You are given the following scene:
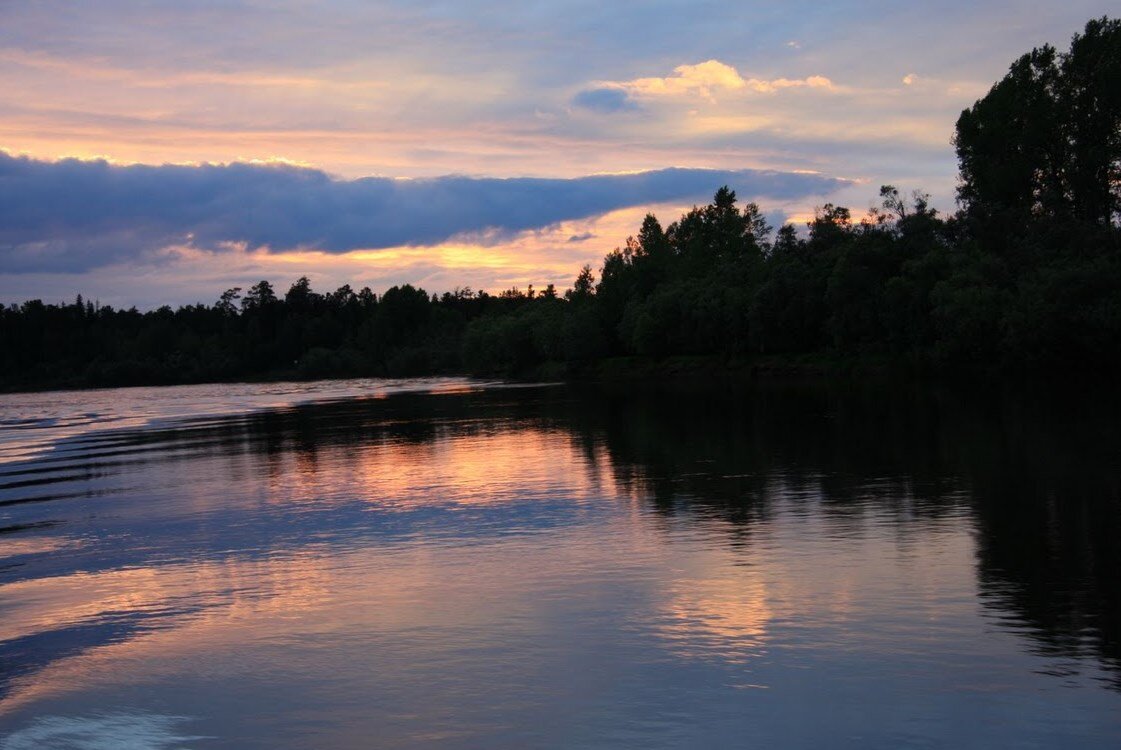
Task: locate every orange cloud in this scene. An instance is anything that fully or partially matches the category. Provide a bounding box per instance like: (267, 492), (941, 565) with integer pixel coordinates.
(596, 60), (835, 103)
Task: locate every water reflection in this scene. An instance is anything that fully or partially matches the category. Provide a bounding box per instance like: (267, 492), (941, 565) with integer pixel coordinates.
(655, 567), (771, 665)
(0, 378), (1118, 747)
(566, 380), (1121, 688)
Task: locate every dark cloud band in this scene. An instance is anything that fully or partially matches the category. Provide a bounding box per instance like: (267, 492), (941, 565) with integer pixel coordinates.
(0, 151), (847, 272)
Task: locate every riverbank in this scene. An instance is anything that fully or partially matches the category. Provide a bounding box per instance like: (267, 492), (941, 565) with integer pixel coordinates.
(5, 350), (1089, 396)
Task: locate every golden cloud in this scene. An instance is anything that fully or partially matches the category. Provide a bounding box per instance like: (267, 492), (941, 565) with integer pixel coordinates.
(598, 59), (835, 103)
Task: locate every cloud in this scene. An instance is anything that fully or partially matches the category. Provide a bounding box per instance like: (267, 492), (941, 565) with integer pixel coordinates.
(0, 204), (679, 307)
(0, 151), (848, 273)
(572, 87), (639, 113)
(747, 75), (835, 93)
(628, 60), (748, 98)
(585, 60), (836, 106)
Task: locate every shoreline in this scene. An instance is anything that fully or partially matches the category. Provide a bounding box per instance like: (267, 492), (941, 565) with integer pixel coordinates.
(2, 352), (1108, 396)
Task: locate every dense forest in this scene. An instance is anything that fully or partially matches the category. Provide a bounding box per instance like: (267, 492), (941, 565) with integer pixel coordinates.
(2, 18), (1119, 390)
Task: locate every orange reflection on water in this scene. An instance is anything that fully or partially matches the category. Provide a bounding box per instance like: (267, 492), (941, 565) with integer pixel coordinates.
(654, 563), (772, 665)
(0, 536), (78, 561)
(0, 423), (628, 714)
(0, 522), (652, 716)
(251, 426), (615, 510)
(0, 552), (335, 647)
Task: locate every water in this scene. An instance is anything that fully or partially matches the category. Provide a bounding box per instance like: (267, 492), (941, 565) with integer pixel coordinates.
(0, 377), (1118, 748)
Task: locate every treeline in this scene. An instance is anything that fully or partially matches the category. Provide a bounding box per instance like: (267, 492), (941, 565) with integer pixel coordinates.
(0, 281), (529, 388)
(463, 187), (1119, 376)
(1, 18), (1119, 390)
(464, 17), (1121, 378)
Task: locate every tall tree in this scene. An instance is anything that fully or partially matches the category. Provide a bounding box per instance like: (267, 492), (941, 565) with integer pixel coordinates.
(1061, 17), (1121, 227)
(955, 17), (1121, 233)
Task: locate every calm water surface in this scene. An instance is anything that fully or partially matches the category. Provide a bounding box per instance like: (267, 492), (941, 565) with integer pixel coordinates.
(0, 377), (1118, 748)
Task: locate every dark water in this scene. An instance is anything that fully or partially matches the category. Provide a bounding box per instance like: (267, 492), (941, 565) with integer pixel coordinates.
(0, 377), (1118, 749)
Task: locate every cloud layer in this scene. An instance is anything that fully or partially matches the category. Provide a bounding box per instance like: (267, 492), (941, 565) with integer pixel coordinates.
(0, 152), (846, 273)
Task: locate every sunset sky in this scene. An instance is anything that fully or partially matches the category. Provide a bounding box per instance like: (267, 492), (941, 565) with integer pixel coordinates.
(1, 1), (1115, 309)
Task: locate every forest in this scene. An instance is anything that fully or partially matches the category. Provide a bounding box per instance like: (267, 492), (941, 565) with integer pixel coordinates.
(2, 18), (1119, 390)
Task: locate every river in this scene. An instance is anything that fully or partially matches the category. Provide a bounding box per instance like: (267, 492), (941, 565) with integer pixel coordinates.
(0, 377), (1118, 748)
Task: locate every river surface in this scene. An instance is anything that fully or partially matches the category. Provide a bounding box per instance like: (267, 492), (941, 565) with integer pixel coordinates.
(0, 377), (1118, 749)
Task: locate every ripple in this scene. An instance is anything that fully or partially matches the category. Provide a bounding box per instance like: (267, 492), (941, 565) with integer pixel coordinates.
(0, 712), (206, 750)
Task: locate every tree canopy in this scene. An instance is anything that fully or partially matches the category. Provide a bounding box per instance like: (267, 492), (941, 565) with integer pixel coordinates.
(955, 17), (1121, 232)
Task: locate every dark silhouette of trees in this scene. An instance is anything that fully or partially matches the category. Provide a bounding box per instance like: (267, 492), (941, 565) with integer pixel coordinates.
(1063, 18), (1121, 228)
(955, 17), (1121, 234)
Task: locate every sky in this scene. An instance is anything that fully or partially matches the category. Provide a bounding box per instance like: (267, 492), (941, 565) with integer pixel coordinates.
(1, 0), (1116, 309)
